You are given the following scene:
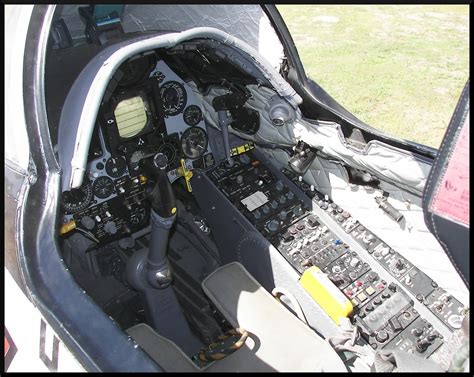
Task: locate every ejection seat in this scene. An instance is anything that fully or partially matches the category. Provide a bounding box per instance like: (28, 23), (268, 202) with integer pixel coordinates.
(127, 262), (347, 372)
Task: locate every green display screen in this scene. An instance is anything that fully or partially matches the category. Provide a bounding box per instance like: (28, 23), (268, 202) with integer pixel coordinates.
(114, 96), (147, 138)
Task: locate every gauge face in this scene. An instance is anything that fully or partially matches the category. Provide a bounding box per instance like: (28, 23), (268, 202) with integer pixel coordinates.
(160, 81), (187, 116)
(183, 105), (202, 126)
(129, 149), (147, 172)
(180, 127), (208, 159)
(105, 156), (127, 178)
(157, 141), (179, 167)
(61, 181), (93, 214)
(93, 176), (115, 199)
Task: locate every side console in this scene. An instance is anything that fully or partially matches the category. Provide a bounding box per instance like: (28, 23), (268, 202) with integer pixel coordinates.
(196, 150), (468, 362)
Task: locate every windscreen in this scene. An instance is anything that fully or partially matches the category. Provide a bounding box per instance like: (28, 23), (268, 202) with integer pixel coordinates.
(53, 4), (284, 71)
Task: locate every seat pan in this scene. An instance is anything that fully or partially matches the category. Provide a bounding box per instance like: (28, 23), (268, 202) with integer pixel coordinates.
(202, 262), (347, 372)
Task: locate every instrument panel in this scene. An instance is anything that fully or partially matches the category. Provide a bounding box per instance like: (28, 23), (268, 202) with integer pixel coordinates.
(60, 57), (215, 247)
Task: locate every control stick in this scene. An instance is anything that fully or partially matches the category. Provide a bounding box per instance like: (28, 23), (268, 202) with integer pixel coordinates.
(140, 153), (177, 288)
(126, 153), (201, 354)
(212, 91), (248, 167)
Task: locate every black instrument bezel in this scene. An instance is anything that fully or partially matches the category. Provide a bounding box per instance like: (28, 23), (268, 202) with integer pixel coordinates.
(100, 78), (166, 157)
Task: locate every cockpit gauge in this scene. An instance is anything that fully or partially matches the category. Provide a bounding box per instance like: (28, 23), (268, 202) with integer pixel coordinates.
(160, 81), (187, 116)
(105, 156), (127, 178)
(157, 140), (179, 167)
(183, 105), (202, 126)
(61, 181), (93, 214)
(129, 150), (147, 172)
(180, 127), (208, 159)
(93, 176), (115, 199)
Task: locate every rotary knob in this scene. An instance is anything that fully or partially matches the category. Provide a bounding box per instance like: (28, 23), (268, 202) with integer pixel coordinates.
(253, 210), (261, 220)
(412, 328), (423, 337)
(282, 234), (295, 245)
(416, 339), (430, 353)
(375, 330), (389, 343)
(279, 195), (287, 204)
(286, 191), (295, 200)
(279, 211), (287, 220)
(262, 205), (270, 214)
(267, 220), (279, 232)
(236, 175), (243, 184)
(104, 221), (117, 235)
(293, 206), (304, 216)
(307, 216), (319, 228)
(276, 180), (284, 191)
(271, 200), (278, 209)
(81, 215), (95, 230)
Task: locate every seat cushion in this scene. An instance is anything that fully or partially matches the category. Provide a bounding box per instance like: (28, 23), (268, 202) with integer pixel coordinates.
(201, 262), (347, 372)
(127, 323), (201, 372)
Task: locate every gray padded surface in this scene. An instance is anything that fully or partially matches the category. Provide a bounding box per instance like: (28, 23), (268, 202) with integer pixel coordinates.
(127, 324), (200, 372)
(201, 262), (347, 372)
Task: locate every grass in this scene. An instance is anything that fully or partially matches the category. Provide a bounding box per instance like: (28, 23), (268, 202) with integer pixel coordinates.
(277, 5), (469, 149)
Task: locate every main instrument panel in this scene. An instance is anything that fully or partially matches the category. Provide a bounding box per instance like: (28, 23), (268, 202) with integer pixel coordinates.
(60, 57), (215, 247)
(205, 151), (468, 360)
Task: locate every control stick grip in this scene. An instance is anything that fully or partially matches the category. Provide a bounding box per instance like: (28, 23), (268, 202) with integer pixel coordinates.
(142, 153), (177, 218)
(375, 196), (404, 222)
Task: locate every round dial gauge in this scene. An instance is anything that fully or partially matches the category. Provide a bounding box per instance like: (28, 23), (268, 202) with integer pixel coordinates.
(160, 81), (187, 116)
(183, 105), (202, 126)
(105, 156), (127, 178)
(129, 150), (146, 172)
(61, 181), (93, 214)
(157, 141), (179, 167)
(180, 127), (208, 159)
(93, 176), (115, 199)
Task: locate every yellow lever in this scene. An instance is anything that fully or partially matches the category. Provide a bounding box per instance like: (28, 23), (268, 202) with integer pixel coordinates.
(59, 220), (76, 235)
(177, 159), (193, 193)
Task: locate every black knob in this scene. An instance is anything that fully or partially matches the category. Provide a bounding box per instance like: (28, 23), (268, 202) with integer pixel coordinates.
(267, 220), (279, 232)
(416, 339), (430, 353)
(374, 298), (382, 306)
(388, 283), (397, 292)
(412, 328), (423, 337)
(282, 235), (295, 244)
(307, 216), (319, 228)
(365, 305), (374, 312)
(395, 259), (405, 269)
(382, 292), (391, 299)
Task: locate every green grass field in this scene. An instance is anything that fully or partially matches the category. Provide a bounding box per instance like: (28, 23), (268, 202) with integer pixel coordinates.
(277, 5), (469, 149)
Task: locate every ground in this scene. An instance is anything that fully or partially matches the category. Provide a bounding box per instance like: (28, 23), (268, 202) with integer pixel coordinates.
(277, 5), (469, 149)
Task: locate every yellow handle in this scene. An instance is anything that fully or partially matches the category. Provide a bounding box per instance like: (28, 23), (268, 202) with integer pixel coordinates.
(178, 159), (193, 193)
(59, 220), (76, 235)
